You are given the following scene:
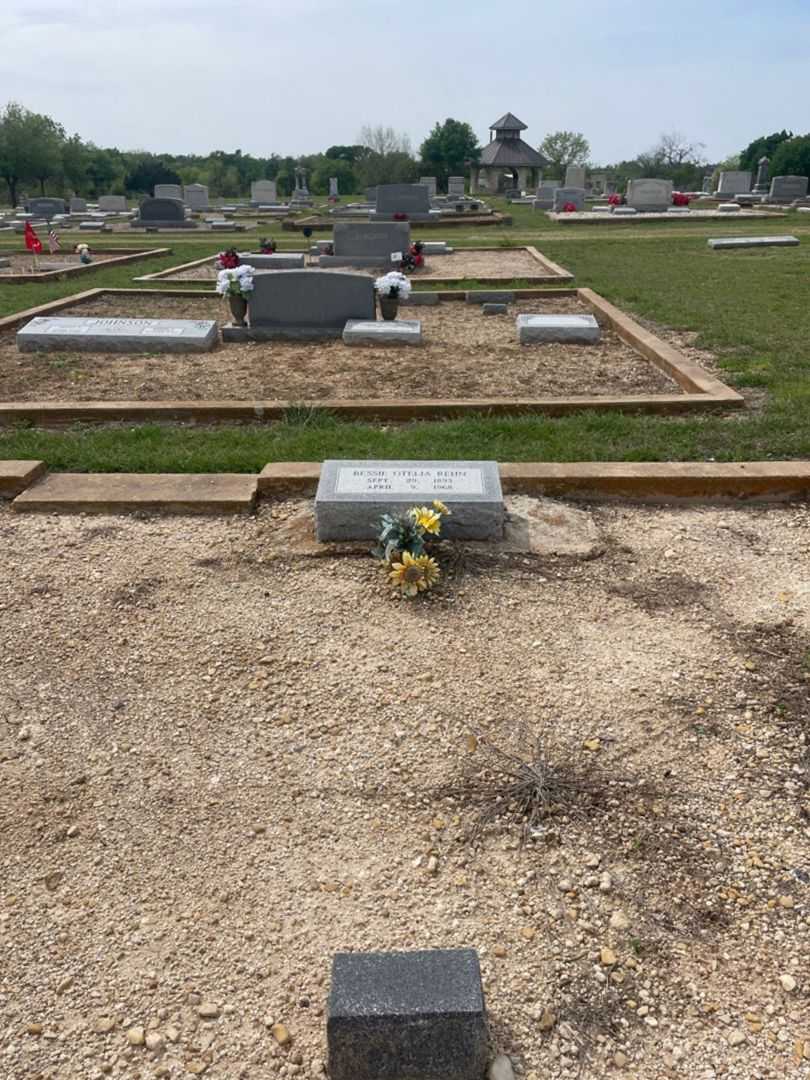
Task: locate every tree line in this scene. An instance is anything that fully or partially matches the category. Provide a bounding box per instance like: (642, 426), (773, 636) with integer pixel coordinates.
(1, 101), (808, 206)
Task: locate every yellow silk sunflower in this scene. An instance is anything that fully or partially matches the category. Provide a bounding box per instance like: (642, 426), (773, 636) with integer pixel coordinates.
(388, 551), (428, 597)
(432, 499), (450, 516)
(413, 554), (440, 589)
(410, 506), (441, 535)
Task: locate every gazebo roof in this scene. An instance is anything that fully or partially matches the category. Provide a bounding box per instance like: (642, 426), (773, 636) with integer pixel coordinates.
(490, 112), (527, 132)
(479, 138), (547, 168)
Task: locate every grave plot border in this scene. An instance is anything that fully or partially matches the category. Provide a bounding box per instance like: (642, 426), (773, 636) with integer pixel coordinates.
(4, 460), (809, 511)
(0, 286), (743, 426)
(133, 246), (573, 285)
(0, 248), (171, 284)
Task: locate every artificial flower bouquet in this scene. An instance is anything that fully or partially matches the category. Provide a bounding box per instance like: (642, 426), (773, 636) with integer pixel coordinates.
(374, 271), (412, 300)
(215, 264), (255, 298)
(374, 501), (450, 598)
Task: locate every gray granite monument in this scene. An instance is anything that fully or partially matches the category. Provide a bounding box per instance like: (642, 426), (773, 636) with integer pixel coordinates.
(552, 187), (586, 212)
(626, 178), (673, 212)
(222, 270), (375, 341)
(98, 195), (128, 212)
(154, 183), (183, 201)
(27, 197), (66, 219)
(184, 183), (209, 210)
(327, 949), (488, 1080)
(752, 156), (770, 195)
(715, 171), (751, 198)
(315, 460), (504, 542)
(447, 176), (466, 196)
(768, 175), (809, 203)
(133, 197), (197, 228)
(319, 221), (411, 268)
(375, 184), (431, 219)
(69, 197), (88, 213)
(251, 179), (278, 205)
(564, 164), (587, 189)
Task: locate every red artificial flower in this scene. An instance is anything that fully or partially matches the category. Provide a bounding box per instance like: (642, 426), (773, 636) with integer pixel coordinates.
(393, 212), (409, 221)
(607, 193), (622, 206)
(672, 191), (691, 206)
(562, 202), (577, 213)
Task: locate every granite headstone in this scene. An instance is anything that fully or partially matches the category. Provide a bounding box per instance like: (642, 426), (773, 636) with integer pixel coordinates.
(184, 183), (209, 210)
(17, 316), (218, 353)
(98, 195), (128, 212)
(375, 184), (431, 217)
(552, 187), (586, 212)
(768, 175), (808, 203)
(716, 171), (751, 197)
(626, 178), (673, 212)
(315, 459), (504, 542)
(154, 183), (183, 201)
(251, 179), (278, 204)
(223, 270), (375, 340)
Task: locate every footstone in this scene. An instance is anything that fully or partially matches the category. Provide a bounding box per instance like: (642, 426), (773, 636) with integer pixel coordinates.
(315, 460), (504, 542)
(466, 290), (514, 304)
(717, 203), (740, 212)
(612, 206), (637, 215)
(211, 221), (246, 231)
(327, 949), (488, 1080)
(79, 221), (107, 230)
(420, 241), (451, 254)
(343, 319), (422, 346)
(482, 303), (508, 315)
(708, 235), (799, 250)
(17, 316), (218, 354)
(237, 253), (305, 269)
(517, 313), (601, 344)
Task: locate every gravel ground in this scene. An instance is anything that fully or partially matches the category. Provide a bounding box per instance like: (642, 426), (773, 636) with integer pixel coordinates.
(0, 499), (808, 1079)
(1, 295), (677, 402)
(162, 249), (561, 283)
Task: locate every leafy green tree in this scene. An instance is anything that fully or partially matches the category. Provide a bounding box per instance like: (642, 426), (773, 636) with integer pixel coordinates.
(310, 157), (356, 195)
(0, 102), (65, 204)
(355, 151), (417, 188)
(739, 131), (793, 173)
(326, 145), (367, 163)
(124, 155), (182, 195)
(770, 135), (810, 181)
(538, 131), (590, 179)
(419, 118), (479, 185)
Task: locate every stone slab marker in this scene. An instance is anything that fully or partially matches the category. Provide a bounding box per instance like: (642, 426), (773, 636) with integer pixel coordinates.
(342, 319), (423, 346)
(708, 235), (799, 250)
(315, 459), (504, 542)
(626, 178), (673, 212)
(17, 316), (218, 354)
(517, 314), (601, 344)
(327, 949), (488, 1080)
(223, 270), (375, 340)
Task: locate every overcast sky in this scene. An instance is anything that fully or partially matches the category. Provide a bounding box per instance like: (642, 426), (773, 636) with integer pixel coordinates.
(5, 0), (808, 165)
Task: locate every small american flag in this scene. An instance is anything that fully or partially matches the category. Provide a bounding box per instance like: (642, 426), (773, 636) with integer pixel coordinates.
(48, 229), (60, 254)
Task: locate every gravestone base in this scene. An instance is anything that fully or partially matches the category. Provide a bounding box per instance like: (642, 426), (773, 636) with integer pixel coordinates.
(315, 459), (504, 542)
(401, 292), (440, 307)
(319, 254), (403, 268)
(237, 253), (306, 269)
(517, 313), (601, 344)
(222, 324), (345, 342)
(327, 949), (488, 1080)
(717, 203), (741, 212)
(466, 290), (514, 304)
(343, 319), (423, 346)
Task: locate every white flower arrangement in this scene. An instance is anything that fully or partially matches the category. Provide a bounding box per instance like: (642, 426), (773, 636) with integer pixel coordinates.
(215, 265), (255, 298)
(374, 271), (411, 299)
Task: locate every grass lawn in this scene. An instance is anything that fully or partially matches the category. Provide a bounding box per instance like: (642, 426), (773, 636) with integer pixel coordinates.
(1, 197), (809, 470)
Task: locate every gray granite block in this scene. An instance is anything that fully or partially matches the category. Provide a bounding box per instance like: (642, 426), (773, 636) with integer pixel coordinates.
(717, 203), (740, 212)
(237, 252), (305, 269)
(611, 207), (637, 215)
(0, 257), (11, 268)
(343, 319), (422, 346)
(420, 241), (452, 254)
(482, 303), (508, 315)
(465, 290), (514, 304)
(17, 316), (218, 354)
(708, 235), (799, 250)
(79, 221), (108, 230)
(327, 949), (488, 1080)
(401, 292), (440, 306)
(315, 459), (504, 542)
(517, 313), (601, 344)
(319, 254), (403, 269)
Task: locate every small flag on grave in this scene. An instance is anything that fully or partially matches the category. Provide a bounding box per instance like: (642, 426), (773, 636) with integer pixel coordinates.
(48, 228), (60, 254)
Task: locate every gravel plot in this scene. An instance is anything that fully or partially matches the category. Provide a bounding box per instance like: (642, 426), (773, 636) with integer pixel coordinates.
(162, 249), (560, 283)
(0, 295), (677, 402)
(0, 252), (124, 275)
(0, 499), (808, 1079)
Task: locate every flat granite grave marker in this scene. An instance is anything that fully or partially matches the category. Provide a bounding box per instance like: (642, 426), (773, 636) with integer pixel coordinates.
(17, 316), (218, 354)
(327, 948), (488, 1080)
(342, 319), (423, 346)
(223, 270), (375, 341)
(517, 313), (601, 344)
(315, 459), (504, 542)
(708, 235), (799, 250)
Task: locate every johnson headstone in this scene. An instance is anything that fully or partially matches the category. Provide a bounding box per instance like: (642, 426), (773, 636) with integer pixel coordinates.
(17, 316), (218, 354)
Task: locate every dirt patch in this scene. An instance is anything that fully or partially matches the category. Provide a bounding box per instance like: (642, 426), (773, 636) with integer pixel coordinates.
(0, 293), (679, 402)
(0, 500), (808, 1079)
(161, 248), (563, 283)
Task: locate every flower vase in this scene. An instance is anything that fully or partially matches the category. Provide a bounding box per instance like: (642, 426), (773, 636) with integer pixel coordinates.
(379, 295), (398, 321)
(228, 294), (248, 327)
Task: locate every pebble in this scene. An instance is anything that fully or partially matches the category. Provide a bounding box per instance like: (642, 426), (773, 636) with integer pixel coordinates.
(600, 947), (617, 966)
(599, 872), (613, 893)
(145, 1032), (164, 1052)
(609, 909), (630, 930)
(198, 1002), (221, 1019)
(127, 1025), (145, 1046)
(271, 1022), (291, 1045)
(614, 1050), (628, 1067)
(780, 974), (797, 993)
(538, 1007), (556, 1032)
(727, 1030), (746, 1046)
(489, 1054), (515, 1080)
(94, 1017), (116, 1034)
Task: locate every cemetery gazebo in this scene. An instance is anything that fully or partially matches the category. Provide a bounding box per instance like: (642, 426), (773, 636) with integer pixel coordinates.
(470, 112), (547, 194)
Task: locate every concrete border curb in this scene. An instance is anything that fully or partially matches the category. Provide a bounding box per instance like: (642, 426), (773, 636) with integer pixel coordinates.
(0, 248), (170, 284)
